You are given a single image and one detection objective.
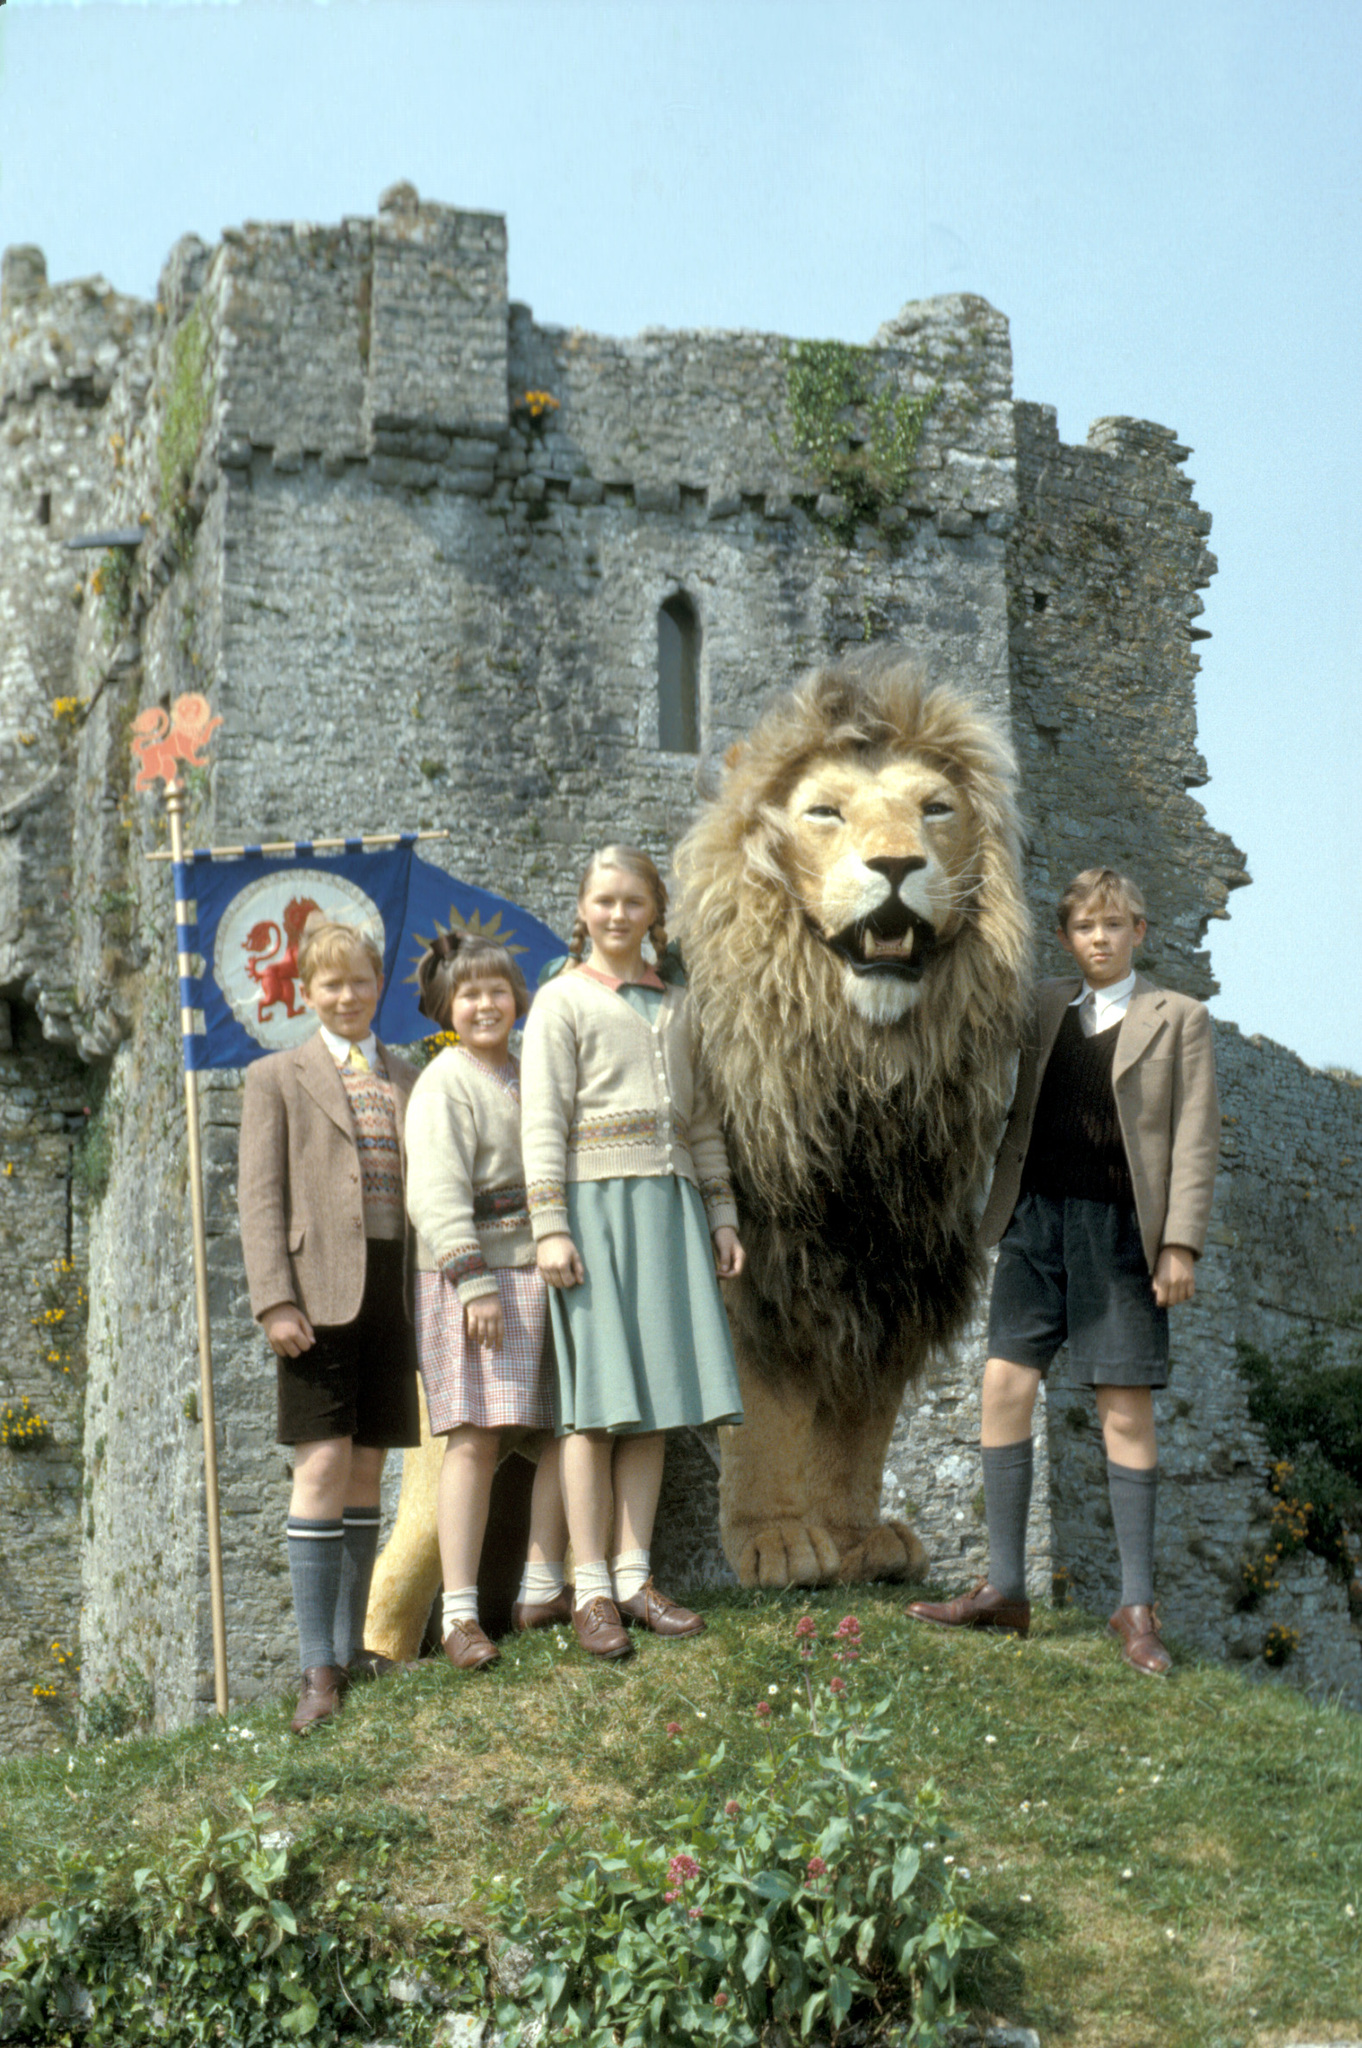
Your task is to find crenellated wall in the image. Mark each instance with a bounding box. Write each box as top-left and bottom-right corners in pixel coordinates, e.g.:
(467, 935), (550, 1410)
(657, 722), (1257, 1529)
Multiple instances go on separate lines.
(0, 187), (1357, 1746)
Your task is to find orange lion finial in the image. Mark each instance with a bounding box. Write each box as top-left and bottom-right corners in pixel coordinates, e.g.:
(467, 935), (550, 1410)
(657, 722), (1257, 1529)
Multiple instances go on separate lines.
(130, 692), (223, 793)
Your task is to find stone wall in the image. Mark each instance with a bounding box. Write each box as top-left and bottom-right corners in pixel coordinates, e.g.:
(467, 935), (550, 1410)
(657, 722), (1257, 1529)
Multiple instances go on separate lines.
(1, 188), (1358, 1742)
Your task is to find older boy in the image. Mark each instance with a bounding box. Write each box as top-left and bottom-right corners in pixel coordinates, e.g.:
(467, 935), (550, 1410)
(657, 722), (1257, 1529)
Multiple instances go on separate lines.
(238, 920), (420, 1732)
(907, 869), (1219, 1674)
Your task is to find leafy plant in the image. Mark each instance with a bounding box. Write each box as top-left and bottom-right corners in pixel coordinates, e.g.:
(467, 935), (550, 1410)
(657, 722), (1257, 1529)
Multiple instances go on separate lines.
(1238, 1332), (1362, 1574)
(784, 340), (939, 537)
(479, 1613), (990, 2044)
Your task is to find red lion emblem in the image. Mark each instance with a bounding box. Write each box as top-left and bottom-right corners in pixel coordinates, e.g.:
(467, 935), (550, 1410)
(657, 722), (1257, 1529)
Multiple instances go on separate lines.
(129, 693), (224, 793)
(243, 897), (321, 1022)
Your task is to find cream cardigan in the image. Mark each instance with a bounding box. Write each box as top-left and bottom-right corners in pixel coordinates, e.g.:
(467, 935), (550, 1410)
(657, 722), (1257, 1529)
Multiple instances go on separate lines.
(404, 1046), (536, 1304)
(520, 968), (738, 1239)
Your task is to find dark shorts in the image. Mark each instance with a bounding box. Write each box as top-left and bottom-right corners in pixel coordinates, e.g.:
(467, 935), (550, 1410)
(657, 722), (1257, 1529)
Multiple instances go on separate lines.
(986, 1191), (1169, 1388)
(276, 1239), (421, 1447)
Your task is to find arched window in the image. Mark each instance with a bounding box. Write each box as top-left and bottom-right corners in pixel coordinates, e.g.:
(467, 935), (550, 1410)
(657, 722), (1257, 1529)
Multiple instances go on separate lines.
(657, 592), (700, 753)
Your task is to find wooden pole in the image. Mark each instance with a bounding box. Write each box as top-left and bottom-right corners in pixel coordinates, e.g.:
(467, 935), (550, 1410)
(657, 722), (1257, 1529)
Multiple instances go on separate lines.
(166, 782), (230, 1717)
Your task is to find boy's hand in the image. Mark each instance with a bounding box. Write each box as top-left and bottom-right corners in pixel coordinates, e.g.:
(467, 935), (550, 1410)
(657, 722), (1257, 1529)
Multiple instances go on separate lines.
(537, 1234), (585, 1289)
(262, 1304), (316, 1357)
(712, 1226), (745, 1279)
(1153, 1246), (1196, 1308)
(465, 1296), (505, 1349)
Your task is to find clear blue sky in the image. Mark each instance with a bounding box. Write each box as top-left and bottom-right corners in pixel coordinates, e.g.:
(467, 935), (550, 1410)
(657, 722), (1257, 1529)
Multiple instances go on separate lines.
(3, 0), (1358, 1070)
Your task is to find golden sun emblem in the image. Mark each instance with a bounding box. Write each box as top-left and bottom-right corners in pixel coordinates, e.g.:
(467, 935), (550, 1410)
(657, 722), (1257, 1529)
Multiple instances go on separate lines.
(403, 906), (528, 991)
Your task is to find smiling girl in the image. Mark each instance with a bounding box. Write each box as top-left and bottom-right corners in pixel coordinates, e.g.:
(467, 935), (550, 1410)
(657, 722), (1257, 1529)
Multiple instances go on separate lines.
(404, 933), (567, 1671)
(521, 847), (744, 1659)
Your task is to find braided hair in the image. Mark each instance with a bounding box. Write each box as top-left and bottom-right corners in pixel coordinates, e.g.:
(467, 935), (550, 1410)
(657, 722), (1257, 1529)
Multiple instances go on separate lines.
(573, 846), (668, 971)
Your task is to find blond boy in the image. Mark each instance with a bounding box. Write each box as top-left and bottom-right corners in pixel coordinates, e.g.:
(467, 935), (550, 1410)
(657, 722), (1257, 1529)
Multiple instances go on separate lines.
(238, 921), (420, 1732)
(908, 869), (1219, 1673)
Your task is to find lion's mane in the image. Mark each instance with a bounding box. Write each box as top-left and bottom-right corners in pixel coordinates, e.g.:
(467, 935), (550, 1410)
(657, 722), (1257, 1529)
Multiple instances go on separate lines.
(674, 655), (1032, 1409)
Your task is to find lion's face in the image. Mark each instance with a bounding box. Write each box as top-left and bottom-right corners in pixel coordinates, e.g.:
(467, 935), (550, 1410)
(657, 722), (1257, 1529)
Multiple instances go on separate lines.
(781, 751), (976, 1024)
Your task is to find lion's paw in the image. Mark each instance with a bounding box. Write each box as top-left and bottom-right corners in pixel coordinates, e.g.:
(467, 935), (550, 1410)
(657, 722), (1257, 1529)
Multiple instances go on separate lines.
(835, 1520), (929, 1586)
(735, 1520), (842, 1589)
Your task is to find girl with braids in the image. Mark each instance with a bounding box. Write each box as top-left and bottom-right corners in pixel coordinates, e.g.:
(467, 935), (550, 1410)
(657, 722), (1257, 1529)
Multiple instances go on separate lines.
(404, 933), (569, 1671)
(521, 847), (744, 1659)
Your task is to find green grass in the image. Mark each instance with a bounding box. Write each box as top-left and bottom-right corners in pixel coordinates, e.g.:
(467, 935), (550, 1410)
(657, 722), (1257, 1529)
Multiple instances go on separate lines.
(6, 1589), (1361, 2048)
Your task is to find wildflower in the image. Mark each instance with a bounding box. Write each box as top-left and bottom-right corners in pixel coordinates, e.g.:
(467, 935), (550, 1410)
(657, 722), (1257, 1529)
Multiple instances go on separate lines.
(833, 1615), (862, 1640)
(984, 1734), (997, 1746)
(1019, 1800), (1031, 1812)
(663, 1889), (679, 1904)
(828, 1676), (846, 1695)
(667, 1853), (701, 1884)
(724, 1799), (740, 1817)
(794, 1615), (817, 1639)
(806, 1856), (827, 1880)
(768, 1684), (778, 1695)
(688, 1905), (702, 1921)
(1346, 1904), (1356, 1920)
(666, 1721), (682, 1737)
(755, 1701), (772, 1719)
(1121, 1868), (1133, 1881)
(1019, 1892), (1033, 1903)
(713, 1992), (729, 2010)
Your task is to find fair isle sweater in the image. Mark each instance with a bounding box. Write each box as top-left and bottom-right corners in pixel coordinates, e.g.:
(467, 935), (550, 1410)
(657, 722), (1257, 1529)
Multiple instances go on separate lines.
(337, 1056), (405, 1240)
(520, 966), (739, 1240)
(404, 1046), (536, 1305)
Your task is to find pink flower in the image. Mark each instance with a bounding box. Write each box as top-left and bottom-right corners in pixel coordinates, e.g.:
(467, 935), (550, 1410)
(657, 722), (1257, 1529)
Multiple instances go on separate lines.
(755, 1701), (772, 1719)
(665, 1721), (682, 1737)
(806, 1855), (828, 1880)
(663, 1889), (679, 1904)
(713, 1991), (729, 2010)
(794, 1615), (817, 1639)
(667, 1852), (701, 1884)
(688, 1905), (703, 1920)
(829, 1675), (847, 1696)
(834, 1616), (862, 1640)
(724, 1799), (741, 1817)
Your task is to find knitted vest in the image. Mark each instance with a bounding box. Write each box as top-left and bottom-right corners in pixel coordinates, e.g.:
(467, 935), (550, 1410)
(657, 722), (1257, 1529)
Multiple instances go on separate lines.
(338, 1055), (405, 1239)
(1021, 1004), (1134, 1206)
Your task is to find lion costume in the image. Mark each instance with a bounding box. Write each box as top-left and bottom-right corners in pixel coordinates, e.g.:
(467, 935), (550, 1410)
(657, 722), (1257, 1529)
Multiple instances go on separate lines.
(674, 656), (1031, 1587)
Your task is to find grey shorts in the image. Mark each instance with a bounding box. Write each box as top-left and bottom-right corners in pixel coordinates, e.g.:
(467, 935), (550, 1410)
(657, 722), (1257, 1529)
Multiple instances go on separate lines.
(986, 1191), (1169, 1388)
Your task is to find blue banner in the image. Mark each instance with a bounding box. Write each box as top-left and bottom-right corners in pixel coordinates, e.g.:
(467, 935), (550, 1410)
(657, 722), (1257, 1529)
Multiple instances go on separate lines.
(174, 835), (564, 1070)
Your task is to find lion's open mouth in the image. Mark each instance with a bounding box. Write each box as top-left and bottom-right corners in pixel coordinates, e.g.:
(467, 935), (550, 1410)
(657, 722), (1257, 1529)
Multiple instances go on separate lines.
(816, 902), (941, 983)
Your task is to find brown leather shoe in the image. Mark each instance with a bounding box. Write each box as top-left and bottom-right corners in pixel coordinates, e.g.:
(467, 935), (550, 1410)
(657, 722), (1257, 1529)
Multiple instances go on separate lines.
(346, 1647), (404, 1683)
(571, 1596), (633, 1659)
(442, 1619), (500, 1671)
(291, 1664), (345, 1736)
(1107, 1603), (1172, 1676)
(616, 1579), (705, 1638)
(511, 1589), (574, 1632)
(904, 1580), (1031, 1637)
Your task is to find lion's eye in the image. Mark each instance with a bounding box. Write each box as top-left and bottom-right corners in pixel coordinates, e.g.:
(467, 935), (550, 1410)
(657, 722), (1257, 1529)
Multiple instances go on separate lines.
(923, 801), (954, 819)
(804, 805), (844, 822)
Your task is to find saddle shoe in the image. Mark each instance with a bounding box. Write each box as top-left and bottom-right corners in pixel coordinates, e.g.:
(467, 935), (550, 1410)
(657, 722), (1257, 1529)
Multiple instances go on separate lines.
(511, 1589), (574, 1632)
(1107, 1603), (1172, 1676)
(291, 1664), (346, 1736)
(904, 1580), (1031, 1637)
(571, 1595), (634, 1660)
(442, 1619), (500, 1672)
(615, 1579), (705, 1637)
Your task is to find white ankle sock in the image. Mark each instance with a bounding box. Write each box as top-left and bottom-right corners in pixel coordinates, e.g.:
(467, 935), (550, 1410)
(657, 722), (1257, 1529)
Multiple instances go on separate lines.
(611, 1548), (650, 1604)
(573, 1560), (613, 1610)
(442, 1587), (479, 1634)
(517, 1560), (565, 1605)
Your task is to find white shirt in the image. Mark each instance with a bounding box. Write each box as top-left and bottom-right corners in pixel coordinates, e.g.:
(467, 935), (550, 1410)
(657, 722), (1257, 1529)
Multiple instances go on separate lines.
(1070, 970), (1136, 1038)
(319, 1022), (379, 1068)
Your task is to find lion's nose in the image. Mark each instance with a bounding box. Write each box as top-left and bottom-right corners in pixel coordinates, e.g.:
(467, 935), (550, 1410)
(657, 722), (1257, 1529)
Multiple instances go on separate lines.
(866, 855), (926, 891)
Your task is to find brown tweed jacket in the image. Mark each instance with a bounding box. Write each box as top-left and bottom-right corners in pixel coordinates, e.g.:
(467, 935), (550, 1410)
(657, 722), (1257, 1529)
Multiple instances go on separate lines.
(238, 1030), (418, 1327)
(980, 972), (1220, 1273)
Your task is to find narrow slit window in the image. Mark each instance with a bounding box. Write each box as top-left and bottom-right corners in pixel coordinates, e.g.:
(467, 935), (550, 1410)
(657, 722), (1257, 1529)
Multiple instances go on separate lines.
(658, 593), (700, 753)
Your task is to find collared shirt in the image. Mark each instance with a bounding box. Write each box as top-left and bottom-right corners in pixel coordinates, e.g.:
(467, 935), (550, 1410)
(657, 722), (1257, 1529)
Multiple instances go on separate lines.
(576, 962), (666, 993)
(1070, 970), (1136, 1038)
(319, 1022), (379, 1068)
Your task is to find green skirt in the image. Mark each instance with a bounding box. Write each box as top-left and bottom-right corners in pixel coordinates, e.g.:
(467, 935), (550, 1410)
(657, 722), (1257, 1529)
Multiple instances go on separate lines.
(549, 1175), (743, 1435)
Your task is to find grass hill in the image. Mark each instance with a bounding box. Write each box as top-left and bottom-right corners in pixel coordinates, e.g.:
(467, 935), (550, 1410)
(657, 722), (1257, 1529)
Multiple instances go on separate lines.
(2, 1587), (1359, 2047)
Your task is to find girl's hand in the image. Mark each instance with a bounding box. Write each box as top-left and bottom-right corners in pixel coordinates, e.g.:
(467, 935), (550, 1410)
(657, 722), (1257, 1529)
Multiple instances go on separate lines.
(464, 1295), (505, 1349)
(538, 1234), (585, 1289)
(712, 1226), (745, 1279)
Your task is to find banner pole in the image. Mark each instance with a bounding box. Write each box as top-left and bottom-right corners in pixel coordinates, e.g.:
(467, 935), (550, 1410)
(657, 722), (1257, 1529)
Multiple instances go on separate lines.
(167, 780), (230, 1718)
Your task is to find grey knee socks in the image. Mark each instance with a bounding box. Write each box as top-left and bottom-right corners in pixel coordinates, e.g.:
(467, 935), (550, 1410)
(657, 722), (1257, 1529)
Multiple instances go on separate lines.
(1107, 1460), (1158, 1608)
(287, 1516), (344, 1670)
(981, 1439), (1033, 1601)
(335, 1505), (382, 1667)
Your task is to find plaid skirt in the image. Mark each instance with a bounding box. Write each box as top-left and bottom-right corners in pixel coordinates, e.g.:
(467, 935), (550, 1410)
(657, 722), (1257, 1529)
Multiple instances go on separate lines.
(415, 1266), (553, 1433)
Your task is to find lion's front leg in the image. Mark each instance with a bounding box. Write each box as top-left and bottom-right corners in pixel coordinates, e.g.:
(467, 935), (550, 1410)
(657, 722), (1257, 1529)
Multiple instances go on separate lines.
(805, 1375), (929, 1586)
(363, 1393), (443, 1662)
(719, 1363), (841, 1588)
